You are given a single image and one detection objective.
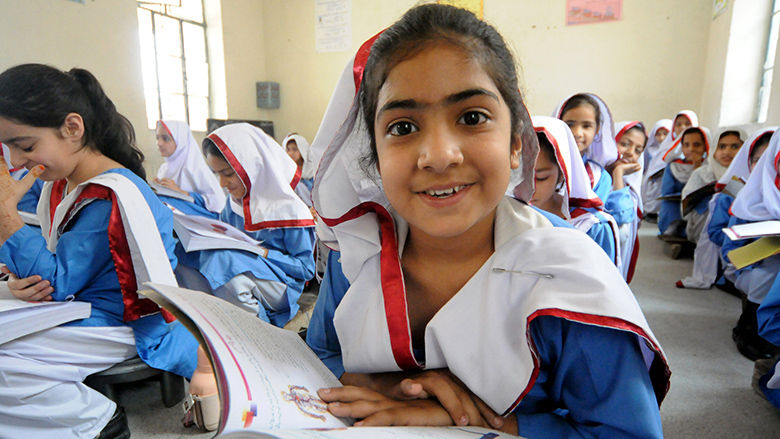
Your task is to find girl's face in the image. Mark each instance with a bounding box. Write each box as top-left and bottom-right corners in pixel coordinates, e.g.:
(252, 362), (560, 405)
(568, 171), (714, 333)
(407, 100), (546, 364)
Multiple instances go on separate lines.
(654, 127), (669, 145)
(206, 153), (246, 201)
(713, 134), (742, 168)
(749, 143), (769, 171)
(0, 116), (83, 181)
(681, 131), (706, 163)
(285, 140), (303, 167)
(616, 129), (646, 164)
(672, 115), (692, 137)
(373, 42), (520, 241)
(561, 105), (598, 155)
(156, 124), (177, 157)
(531, 146), (563, 215)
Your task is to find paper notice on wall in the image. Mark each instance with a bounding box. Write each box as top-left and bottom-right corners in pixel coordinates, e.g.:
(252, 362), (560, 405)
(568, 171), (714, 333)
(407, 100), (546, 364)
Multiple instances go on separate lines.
(315, 0), (351, 53)
(566, 0), (622, 26)
(713, 0), (729, 20)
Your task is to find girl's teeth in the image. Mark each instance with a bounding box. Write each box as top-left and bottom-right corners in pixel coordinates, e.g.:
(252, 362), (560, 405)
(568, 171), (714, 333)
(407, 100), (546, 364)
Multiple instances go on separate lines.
(425, 185), (465, 197)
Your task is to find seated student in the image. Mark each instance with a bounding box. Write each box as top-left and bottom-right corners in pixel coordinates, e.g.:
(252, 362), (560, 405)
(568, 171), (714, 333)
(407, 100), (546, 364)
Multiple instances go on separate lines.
(642, 119), (672, 171)
(1, 142), (43, 215)
(723, 130), (780, 361)
(643, 110), (698, 220)
(709, 128), (776, 288)
(282, 133), (315, 207)
(306, 6), (668, 437)
(0, 64), (198, 439)
(554, 93), (617, 202)
(658, 126), (710, 247)
(676, 130), (744, 289)
(756, 272), (780, 408)
(176, 123), (316, 327)
(153, 119), (225, 217)
(531, 116), (621, 269)
(606, 121), (647, 282)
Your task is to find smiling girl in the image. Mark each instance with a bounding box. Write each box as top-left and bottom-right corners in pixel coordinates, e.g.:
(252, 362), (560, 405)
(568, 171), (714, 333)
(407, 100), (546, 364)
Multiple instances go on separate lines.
(305, 5), (668, 438)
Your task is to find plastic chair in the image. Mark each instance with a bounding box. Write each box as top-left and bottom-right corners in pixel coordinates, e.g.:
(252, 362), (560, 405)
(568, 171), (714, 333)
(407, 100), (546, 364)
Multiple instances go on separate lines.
(85, 356), (185, 408)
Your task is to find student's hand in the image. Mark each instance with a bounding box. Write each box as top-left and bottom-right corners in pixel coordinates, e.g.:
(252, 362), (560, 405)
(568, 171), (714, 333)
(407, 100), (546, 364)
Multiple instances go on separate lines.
(154, 178), (188, 195)
(1, 267), (53, 302)
(319, 386), (455, 427)
(690, 154), (705, 169)
(0, 163), (43, 244)
(339, 369), (502, 429)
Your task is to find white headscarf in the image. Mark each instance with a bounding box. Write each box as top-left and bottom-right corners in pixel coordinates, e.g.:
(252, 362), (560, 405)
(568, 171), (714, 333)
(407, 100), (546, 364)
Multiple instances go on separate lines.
(669, 126), (711, 184)
(206, 123), (314, 231)
(156, 120), (226, 213)
(532, 116), (603, 219)
(731, 129), (780, 221)
(716, 127), (777, 194)
(282, 133), (315, 180)
(644, 119), (672, 160)
(1, 143), (25, 178)
(644, 110), (699, 180)
(614, 121), (646, 212)
(553, 93), (617, 168)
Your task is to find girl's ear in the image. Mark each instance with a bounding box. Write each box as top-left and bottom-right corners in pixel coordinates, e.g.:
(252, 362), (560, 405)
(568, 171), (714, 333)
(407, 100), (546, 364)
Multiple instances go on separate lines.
(60, 113), (85, 142)
(509, 134), (522, 170)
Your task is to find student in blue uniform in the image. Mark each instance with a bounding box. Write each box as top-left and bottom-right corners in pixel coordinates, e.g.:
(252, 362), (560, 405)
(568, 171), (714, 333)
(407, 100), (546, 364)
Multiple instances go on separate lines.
(554, 93), (616, 202)
(305, 6), (669, 437)
(282, 133), (315, 207)
(756, 273), (780, 407)
(722, 130), (780, 361)
(177, 123), (316, 327)
(0, 64), (197, 439)
(530, 116), (620, 268)
(658, 126), (711, 239)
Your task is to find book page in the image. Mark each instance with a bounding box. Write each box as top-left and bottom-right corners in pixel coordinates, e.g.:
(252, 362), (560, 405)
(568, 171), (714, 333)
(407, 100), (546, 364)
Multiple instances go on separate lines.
(142, 283), (349, 433)
(150, 181), (195, 202)
(0, 299), (91, 345)
(219, 426), (522, 438)
(724, 220), (780, 240)
(727, 236), (780, 269)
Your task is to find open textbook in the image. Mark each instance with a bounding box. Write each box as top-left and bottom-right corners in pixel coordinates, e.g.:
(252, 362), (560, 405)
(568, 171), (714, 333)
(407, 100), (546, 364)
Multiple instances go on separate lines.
(722, 220), (780, 241)
(140, 283), (519, 439)
(171, 209), (267, 257)
(0, 289), (91, 345)
(149, 180), (196, 203)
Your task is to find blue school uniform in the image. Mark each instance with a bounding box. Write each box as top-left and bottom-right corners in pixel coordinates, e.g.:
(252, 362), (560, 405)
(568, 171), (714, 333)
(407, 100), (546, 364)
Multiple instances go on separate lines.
(177, 202), (315, 326)
(707, 193), (734, 247)
(605, 187), (637, 227)
(307, 250), (662, 438)
(0, 168), (197, 378)
(17, 173), (44, 214)
(571, 208), (618, 265)
(658, 163), (686, 236)
(757, 273), (780, 408)
(585, 159), (612, 202)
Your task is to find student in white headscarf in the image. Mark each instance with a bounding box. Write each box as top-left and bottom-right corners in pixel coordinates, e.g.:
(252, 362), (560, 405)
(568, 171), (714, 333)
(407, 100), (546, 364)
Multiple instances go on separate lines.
(154, 120), (226, 214)
(722, 130), (780, 361)
(642, 119), (672, 170)
(282, 133), (315, 207)
(643, 111), (698, 219)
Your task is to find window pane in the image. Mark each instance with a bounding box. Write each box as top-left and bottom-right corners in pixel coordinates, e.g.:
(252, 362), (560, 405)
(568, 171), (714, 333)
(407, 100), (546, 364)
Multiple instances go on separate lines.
(182, 22), (206, 62)
(758, 69), (774, 122)
(188, 96), (209, 132)
(154, 14), (182, 57)
(167, 0), (204, 23)
(186, 61), (209, 97)
(157, 55), (185, 94)
(137, 8), (160, 129)
(144, 86), (161, 129)
(766, 12), (780, 69)
(161, 93), (187, 122)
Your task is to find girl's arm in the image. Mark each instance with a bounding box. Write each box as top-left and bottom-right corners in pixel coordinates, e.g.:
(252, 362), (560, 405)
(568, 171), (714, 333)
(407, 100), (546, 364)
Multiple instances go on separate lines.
(706, 195), (733, 247)
(604, 187), (637, 226)
(0, 200), (116, 302)
(264, 227), (316, 282)
(515, 316), (663, 439)
(584, 221), (617, 264)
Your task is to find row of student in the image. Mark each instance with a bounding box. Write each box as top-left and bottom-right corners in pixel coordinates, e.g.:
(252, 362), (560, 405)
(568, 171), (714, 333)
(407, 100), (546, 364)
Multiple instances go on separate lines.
(0, 4), (676, 437)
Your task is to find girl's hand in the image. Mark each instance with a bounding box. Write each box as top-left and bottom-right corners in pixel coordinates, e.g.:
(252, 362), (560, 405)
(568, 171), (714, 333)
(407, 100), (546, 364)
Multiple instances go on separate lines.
(0, 163), (43, 244)
(0, 267), (53, 302)
(318, 386), (454, 427)
(153, 178), (188, 195)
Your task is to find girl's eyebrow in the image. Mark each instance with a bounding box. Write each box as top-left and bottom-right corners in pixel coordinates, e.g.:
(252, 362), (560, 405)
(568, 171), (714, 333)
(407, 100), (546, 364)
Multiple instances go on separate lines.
(377, 88), (499, 117)
(0, 136), (33, 145)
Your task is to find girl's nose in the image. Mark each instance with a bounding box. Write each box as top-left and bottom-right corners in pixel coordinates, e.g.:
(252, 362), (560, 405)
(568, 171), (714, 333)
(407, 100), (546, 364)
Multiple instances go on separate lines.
(417, 128), (464, 172)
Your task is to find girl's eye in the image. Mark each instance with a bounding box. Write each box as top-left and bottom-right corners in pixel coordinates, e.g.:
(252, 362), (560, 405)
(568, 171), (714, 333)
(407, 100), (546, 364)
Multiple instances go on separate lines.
(387, 121), (418, 136)
(458, 111), (487, 126)
(535, 176), (548, 182)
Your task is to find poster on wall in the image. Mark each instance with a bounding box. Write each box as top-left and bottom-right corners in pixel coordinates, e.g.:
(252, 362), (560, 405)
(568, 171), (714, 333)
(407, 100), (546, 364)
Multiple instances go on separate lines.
(315, 0), (351, 53)
(713, 0), (729, 20)
(566, 0), (622, 26)
(437, 0), (483, 19)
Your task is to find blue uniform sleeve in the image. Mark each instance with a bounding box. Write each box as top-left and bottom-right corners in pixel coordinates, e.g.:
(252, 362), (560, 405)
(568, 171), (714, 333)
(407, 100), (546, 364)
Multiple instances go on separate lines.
(707, 194), (733, 246)
(660, 165), (682, 197)
(605, 187), (637, 226)
(306, 250), (349, 378)
(721, 216), (755, 275)
(758, 273), (780, 345)
(658, 165), (684, 235)
(265, 227), (316, 282)
(529, 206), (574, 228)
(592, 163), (613, 202)
(0, 200), (115, 302)
(17, 178), (43, 214)
(585, 220), (617, 265)
(515, 316), (662, 438)
(189, 191), (207, 208)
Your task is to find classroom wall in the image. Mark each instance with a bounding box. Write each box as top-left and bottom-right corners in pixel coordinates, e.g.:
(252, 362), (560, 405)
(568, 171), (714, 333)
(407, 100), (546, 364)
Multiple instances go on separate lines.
(254, 0), (713, 142)
(0, 0), (157, 170)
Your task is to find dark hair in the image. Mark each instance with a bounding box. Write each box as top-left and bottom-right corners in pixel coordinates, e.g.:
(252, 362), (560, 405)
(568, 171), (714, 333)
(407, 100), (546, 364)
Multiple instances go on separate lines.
(751, 131), (774, 160)
(718, 130), (742, 142)
(202, 137), (225, 161)
(359, 4), (530, 167)
(681, 127), (705, 145)
(537, 131), (557, 163)
(559, 94), (602, 126)
(619, 123), (648, 147)
(0, 64), (146, 179)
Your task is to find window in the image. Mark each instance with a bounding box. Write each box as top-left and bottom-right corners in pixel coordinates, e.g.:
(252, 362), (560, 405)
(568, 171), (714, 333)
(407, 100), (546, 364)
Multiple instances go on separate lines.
(137, 0), (210, 131)
(757, 0), (780, 123)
